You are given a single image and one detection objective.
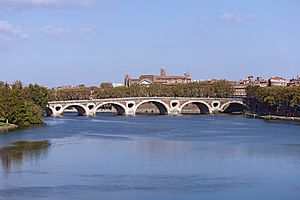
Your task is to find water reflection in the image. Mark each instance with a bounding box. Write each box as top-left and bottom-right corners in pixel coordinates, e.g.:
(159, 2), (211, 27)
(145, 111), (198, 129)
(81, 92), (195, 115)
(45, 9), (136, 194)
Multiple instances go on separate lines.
(0, 141), (51, 176)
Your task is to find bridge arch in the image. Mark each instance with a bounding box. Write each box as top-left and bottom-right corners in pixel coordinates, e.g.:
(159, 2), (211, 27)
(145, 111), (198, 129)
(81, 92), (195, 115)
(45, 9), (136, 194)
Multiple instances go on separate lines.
(95, 102), (127, 115)
(45, 106), (55, 116)
(62, 104), (88, 116)
(134, 100), (170, 115)
(220, 101), (248, 113)
(179, 101), (212, 114)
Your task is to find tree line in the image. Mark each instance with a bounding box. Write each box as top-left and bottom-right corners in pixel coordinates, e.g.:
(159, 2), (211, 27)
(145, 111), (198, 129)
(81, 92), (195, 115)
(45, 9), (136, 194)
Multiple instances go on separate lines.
(50, 81), (234, 101)
(0, 81), (49, 126)
(49, 87), (95, 101)
(246, 86), (300, 107)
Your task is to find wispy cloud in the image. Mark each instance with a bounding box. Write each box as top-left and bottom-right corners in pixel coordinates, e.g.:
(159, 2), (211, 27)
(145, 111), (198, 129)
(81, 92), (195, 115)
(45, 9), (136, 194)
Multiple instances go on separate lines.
(0, 20), (28, 48)
(0, 0), (95, 10)
(220, 12), (256, 23)
(40, 25), (97, 37)
(199, 12), (256, 32)
(199, 17), (212, 31)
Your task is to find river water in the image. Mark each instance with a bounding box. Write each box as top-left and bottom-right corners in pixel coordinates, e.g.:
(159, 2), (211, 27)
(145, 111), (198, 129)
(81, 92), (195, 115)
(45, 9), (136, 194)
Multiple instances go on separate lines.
(0, 114), (300, 200)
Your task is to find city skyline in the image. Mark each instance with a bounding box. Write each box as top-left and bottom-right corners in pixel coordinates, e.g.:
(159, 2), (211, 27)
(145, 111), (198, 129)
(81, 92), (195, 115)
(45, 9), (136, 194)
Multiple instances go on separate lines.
(0, 0), (299, 87)
(1, 66), (298, 88)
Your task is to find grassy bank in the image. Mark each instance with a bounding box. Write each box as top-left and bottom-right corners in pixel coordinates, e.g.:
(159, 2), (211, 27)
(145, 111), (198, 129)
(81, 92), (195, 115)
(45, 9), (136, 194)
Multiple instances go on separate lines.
(244, 112), (300, 121)
(0, 122), (18, 133)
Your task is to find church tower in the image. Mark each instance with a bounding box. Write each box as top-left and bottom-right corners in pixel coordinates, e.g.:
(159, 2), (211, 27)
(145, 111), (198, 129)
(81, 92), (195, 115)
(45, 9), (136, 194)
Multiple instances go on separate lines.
(160, 67), (167, 76)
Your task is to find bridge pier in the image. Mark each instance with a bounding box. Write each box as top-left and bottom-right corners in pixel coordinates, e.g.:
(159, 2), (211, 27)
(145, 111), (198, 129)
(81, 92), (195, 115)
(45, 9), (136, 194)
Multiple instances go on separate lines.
(169, 100), (180, 115)
(125, 110), (135, 116)
(86, 110), (96, 117)
(169, 108), (180, 115)
(52, 111), (63, 117)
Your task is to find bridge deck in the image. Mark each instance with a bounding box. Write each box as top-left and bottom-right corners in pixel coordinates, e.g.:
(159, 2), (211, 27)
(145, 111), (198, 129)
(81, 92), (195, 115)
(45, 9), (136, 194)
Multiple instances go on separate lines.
(48, 97), (243, 104)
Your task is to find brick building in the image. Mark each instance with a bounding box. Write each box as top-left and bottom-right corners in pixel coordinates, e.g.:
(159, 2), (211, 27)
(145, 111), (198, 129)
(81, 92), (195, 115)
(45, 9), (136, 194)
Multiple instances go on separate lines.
(230, 76), (268, 96)
(124, 68), (192, 87)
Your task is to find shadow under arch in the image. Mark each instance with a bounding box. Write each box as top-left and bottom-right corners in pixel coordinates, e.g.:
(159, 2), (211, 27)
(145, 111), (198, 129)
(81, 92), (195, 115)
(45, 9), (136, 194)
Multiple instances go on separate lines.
(134, 100), (169, 115)
(95, 102), (126, 115)
(221, 102), (249, 114)
(62, 104), (87, 116)
(179, 101), (211, 114)
(45, 107), (54, 116)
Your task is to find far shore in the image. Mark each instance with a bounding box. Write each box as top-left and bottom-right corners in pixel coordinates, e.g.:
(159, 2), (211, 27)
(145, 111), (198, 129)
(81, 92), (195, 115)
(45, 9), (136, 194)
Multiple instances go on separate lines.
(245, 112), (300, 121)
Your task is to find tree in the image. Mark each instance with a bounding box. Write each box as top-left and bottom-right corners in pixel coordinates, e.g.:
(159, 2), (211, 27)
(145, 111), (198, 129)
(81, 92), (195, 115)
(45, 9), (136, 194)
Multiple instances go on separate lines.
(0, 81), (44, 126)
(100, 82), (113, 89)
(0, 84), (15, 124)
(246, 85), (259, 98)
(212, 80), (234, 98)
(25, 84), (49, 110)
(10, 101), (43, 126)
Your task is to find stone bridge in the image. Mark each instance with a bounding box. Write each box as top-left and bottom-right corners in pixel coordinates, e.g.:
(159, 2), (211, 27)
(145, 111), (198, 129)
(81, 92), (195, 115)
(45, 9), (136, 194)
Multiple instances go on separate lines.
(47, 97), (248, 117)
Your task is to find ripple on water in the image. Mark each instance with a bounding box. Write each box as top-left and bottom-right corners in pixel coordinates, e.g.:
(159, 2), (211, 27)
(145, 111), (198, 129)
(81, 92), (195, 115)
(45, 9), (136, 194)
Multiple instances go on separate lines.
(0, 174), (259, 198)
(89, 119), (142, 125)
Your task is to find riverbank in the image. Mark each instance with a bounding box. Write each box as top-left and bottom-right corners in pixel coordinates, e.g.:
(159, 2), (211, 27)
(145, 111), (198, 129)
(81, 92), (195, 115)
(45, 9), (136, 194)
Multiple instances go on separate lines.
(0, 122), (18, 133)
(245, 112), (300, 121)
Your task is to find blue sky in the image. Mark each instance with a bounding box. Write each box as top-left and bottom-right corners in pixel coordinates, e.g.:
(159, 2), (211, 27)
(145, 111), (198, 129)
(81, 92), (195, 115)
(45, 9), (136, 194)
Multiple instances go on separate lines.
(0, 0), (299, 87)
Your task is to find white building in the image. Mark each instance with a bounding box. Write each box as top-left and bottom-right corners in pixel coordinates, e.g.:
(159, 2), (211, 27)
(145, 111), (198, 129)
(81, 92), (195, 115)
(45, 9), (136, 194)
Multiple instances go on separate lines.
(268, 77), (288, 87)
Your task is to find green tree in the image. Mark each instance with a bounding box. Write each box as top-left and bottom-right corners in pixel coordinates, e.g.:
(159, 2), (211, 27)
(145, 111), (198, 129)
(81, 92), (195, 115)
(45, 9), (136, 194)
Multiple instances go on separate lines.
(100, 82), (113, 89)
(246, 85), (300, 107)
(11, 101), (43, 126)
(25, 84), (49, 110)
(0, 81), (44, 126)
(212, 80), (234, 98)
(0, 84), (15, 124)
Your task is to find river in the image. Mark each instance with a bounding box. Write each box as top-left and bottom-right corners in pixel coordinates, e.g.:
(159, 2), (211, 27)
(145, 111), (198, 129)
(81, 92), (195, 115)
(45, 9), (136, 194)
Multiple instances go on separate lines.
(0, 114), (300, 200)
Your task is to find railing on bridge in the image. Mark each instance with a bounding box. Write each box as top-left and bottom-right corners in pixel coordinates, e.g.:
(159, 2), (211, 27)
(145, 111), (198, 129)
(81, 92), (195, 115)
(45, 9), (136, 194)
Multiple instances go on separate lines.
(48, 96), (244, 104)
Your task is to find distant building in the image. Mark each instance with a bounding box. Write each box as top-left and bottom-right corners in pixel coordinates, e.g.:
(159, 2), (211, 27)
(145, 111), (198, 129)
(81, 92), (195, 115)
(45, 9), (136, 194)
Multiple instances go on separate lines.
(288, 76), (300, 86)
(230, 82), (247, 96)
(247, 75), (254, 83)
(268, 77), (288, 87)
(196, 79), (219, 84)
(235, 85), (248, 96)
(239, 76), (268, 87)
(229, 76), (268, 96)
(112, 83), (123, 87)
(124, 68), (192, 86)
(160, 67), (167, 76)
(53, 85), (82, 90)
(255, 77), (268, 87)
